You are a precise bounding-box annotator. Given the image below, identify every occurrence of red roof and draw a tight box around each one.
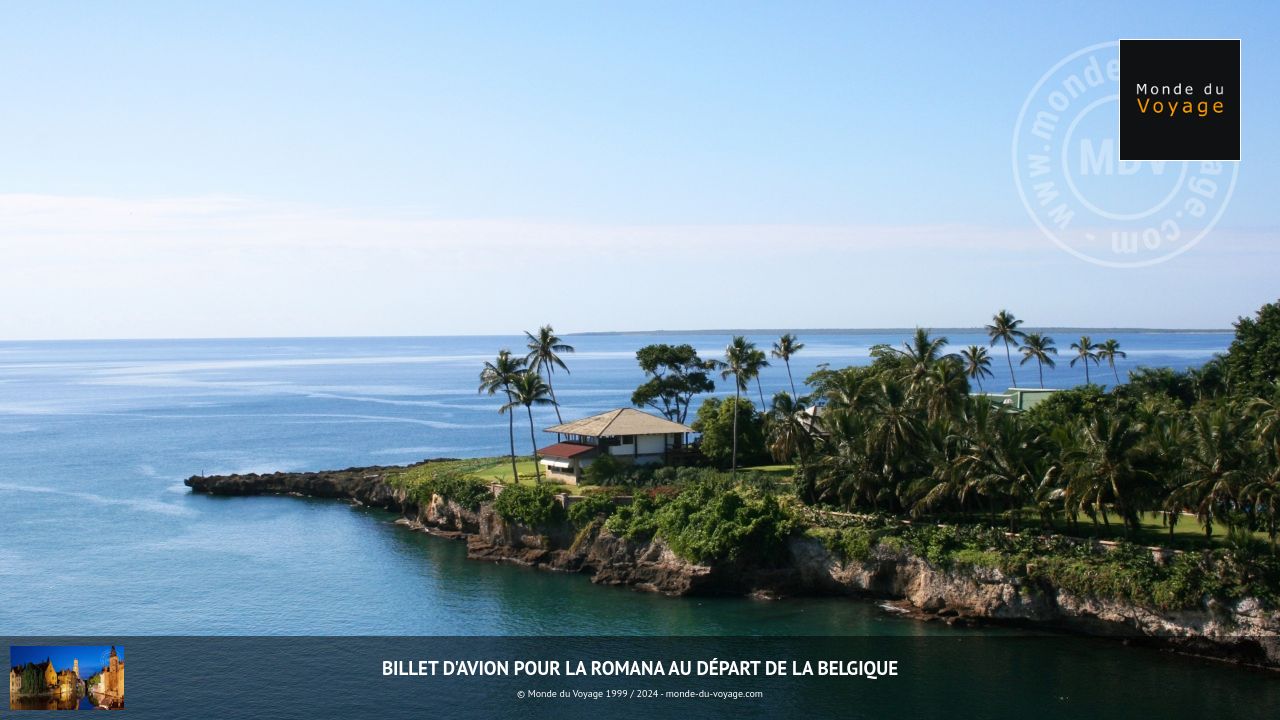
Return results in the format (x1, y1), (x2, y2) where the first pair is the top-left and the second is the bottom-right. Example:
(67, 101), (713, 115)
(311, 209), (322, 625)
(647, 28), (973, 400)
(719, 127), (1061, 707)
(537, 442), (598, 459)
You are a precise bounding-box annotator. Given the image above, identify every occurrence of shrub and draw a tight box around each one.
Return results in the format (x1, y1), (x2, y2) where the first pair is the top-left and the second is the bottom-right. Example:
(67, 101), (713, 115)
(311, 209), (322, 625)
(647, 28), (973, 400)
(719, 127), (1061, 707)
(604, 492), (667, 540)
(493, 484), (564, 528)
(392, 462), (491, 510)
(691, 396), (768, 468)
(653, 481), (796, 565)
(567, 495), (616, 525)
(583, 453), (625, 485)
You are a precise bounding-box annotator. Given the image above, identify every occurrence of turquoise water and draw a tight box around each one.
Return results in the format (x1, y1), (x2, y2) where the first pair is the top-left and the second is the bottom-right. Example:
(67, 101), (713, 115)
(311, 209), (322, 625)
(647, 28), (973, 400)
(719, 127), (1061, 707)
(6, 331), (1279, 715)
(0, 331), (1232, 635)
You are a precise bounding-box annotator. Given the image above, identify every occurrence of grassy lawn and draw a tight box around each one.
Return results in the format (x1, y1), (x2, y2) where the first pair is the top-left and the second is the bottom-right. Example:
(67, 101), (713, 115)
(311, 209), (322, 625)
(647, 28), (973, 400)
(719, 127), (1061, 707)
(465, 457), (539, 483)
(998, 509), (1272, 549)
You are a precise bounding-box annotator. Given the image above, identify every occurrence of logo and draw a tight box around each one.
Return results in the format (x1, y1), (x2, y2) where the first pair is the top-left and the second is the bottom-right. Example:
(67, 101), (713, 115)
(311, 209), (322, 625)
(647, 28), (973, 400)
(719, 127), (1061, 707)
(1012, 41), (1238, 268)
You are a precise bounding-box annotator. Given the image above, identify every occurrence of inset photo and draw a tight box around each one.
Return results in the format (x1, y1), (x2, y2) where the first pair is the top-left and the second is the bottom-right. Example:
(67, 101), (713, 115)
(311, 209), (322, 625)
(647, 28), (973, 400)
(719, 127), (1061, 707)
(9, 645), (124, 711)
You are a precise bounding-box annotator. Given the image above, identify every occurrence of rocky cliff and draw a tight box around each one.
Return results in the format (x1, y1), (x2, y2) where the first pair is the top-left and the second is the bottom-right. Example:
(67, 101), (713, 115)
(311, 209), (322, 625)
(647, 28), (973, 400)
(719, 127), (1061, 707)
(185, 465), (1280, 669)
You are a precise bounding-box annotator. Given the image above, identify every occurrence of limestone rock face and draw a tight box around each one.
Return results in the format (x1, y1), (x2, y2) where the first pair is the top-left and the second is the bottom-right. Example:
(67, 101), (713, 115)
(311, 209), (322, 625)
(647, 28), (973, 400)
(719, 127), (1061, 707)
(186, 465), (1280, 669)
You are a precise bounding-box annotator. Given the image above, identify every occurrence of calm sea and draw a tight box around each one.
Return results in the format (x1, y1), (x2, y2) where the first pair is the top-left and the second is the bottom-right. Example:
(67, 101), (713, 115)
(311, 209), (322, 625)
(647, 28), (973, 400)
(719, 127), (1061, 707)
(0, 330), (1232, 635)
(4, 331), (1276, 716)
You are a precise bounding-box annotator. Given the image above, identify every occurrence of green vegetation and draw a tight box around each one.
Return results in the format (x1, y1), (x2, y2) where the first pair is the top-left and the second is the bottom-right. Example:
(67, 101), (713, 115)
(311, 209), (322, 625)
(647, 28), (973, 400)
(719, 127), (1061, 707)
(808, 514), (1280, 611)
(388, 459), (494, 510)
(603, 477), (794, 564)
(566, 494), (617, 525)
(455, 303), (1280, 612)
(630, 343), (717, 424)
(692, 396), (767, 468)
(493, 484), (565, 527)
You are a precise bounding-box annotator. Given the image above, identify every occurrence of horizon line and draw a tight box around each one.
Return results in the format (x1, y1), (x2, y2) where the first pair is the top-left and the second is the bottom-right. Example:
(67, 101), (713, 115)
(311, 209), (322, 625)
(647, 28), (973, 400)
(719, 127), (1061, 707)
(0, 326), (1234, 343)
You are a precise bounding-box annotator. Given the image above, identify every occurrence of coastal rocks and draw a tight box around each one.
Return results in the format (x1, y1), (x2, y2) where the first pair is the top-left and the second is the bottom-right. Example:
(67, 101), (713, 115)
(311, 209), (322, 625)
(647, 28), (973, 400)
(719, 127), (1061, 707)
(185, 464), (1280, 669)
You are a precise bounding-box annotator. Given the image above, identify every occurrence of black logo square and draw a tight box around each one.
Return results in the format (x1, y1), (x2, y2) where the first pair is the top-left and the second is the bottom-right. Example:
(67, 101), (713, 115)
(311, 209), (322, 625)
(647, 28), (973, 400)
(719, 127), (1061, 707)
(1119, 39), (1240, 161)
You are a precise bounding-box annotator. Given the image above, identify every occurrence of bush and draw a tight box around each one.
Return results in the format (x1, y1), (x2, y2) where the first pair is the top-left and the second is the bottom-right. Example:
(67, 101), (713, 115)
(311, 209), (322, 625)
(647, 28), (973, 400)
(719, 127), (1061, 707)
(653, 481), (795, 565)
(392, 462), (491, 510)
(604, 492), (667, 540)
(583, 453), (625, 485)
(691, 396), (768, 468)
(493, 484), (564, 528)
(567, 495), (616, 525)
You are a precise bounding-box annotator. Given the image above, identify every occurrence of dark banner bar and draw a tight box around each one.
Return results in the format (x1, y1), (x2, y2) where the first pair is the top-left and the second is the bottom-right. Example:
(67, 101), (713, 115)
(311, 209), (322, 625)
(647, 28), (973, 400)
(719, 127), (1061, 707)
(5, 636), (1278, 719)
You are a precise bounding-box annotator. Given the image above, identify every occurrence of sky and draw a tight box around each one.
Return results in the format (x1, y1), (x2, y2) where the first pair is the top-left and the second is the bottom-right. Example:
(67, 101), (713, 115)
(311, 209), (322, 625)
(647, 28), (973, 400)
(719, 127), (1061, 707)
(10, 645), (123, 676)
(0, 1), (1276, 339)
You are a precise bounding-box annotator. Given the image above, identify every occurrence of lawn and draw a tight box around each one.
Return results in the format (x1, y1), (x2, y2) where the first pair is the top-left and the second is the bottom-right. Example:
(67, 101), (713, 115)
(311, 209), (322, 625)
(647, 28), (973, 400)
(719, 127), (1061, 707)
(466, 457), (540, 483)
(992, 508), (1273, 549)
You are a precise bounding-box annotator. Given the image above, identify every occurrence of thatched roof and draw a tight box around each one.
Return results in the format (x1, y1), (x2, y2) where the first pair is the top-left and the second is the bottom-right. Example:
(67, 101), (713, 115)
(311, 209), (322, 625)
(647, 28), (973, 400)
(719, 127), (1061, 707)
(545, 408), (692, 437)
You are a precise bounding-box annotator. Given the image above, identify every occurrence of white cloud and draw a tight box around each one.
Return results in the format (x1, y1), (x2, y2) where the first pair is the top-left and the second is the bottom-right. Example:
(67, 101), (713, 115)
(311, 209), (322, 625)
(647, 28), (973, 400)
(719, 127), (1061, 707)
(0, 194), (1269, 339)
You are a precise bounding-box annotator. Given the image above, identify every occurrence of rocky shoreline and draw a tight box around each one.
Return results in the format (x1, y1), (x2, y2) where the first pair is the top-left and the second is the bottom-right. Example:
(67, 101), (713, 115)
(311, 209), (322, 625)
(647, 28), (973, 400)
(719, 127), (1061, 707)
(185, 462), (1280, 670)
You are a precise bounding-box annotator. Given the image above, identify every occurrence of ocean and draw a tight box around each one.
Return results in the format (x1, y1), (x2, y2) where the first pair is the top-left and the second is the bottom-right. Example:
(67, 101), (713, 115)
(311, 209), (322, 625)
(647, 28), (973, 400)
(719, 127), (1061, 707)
(5, 330), (1278, 717)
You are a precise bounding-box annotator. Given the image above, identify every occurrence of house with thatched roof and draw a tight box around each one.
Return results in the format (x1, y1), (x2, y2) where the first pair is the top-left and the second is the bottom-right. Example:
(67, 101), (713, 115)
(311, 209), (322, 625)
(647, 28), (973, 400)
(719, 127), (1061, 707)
(538, 408), (693, 483)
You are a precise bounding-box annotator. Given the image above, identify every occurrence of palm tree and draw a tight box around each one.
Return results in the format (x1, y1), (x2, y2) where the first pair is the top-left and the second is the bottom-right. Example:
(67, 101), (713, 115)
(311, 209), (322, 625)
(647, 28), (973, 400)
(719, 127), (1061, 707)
(501, 371), (556, 484)
(765, 391), (813, 464)
(479, 350), (526, 483)
(771, 333), (805, 397)
(1063, 414), (1153, 534)
(986, 310), (1026, 388)
(960, 345), (994, 392)
(524, 325), (574, 423)
(1019, 333), (1058, 388)
(747, 348), (771, 410)
(1070, 335), (1099, 385)
(720, 336), (758, 478)
(898, 328), (949, 383)
(1097, 339), (1127, 385)
(1172, 406), (1251, 538)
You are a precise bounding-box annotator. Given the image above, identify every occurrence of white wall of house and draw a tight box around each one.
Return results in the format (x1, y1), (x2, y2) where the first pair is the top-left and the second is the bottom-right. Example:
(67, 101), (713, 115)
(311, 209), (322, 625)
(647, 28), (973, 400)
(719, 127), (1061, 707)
(604, 433), (670, 458)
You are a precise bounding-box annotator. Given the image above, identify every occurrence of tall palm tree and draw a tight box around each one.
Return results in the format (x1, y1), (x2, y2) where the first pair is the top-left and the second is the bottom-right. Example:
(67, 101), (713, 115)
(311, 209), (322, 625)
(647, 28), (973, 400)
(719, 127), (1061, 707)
(720, 336), (758, 478)
(1070, 335), (1099, 385)
(1172, 407), (1251, 538)
(747, 348), (771, 410)
(501, 371), (556, 484)
(765, 391), (813, 464)
(524, 325), (574, 423)
(960, 345), (994, 392)
(896, 328), (949, 393)
(1063, 414), (1152, 534)
(479, 350), (526, 483)
(771, 333), (805, 397)
(985, 310), (1026, 388)
(1097, 339), (1127, 385)
(1019, 333), (1058, 388)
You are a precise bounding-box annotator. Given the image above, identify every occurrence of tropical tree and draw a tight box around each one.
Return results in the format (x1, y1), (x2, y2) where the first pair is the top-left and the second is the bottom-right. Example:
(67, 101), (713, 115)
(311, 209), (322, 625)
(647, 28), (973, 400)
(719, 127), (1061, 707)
(524, 325), (574, 423)
(771, 333), (805, 397)
(1172, 406), (1252, 538)
(630, 344), (715, 423)
(1070, 335), (1099, 385)
(501, 371), (556, 483)
(986, 310), (1026, 388)
(1097, 339), (1127, 386)
(896, 328), (949, 392)
(1062, 413), (1153, 534)
(960, 345), (994, 392)
(1223, 298), (1280, 397)
(748, 348), (771, 410)
(765, 391), (814, 464)
(720, 336), (759, 477)
(479, 349), (527, 482)
(1019, 332), (1058, 388)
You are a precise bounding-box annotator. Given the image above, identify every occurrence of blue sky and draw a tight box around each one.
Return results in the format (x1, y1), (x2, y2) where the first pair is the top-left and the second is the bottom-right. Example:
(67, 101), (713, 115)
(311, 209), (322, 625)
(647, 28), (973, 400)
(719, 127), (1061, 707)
(10, 645), (123, 677)
(0, 1), (1275, 338)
